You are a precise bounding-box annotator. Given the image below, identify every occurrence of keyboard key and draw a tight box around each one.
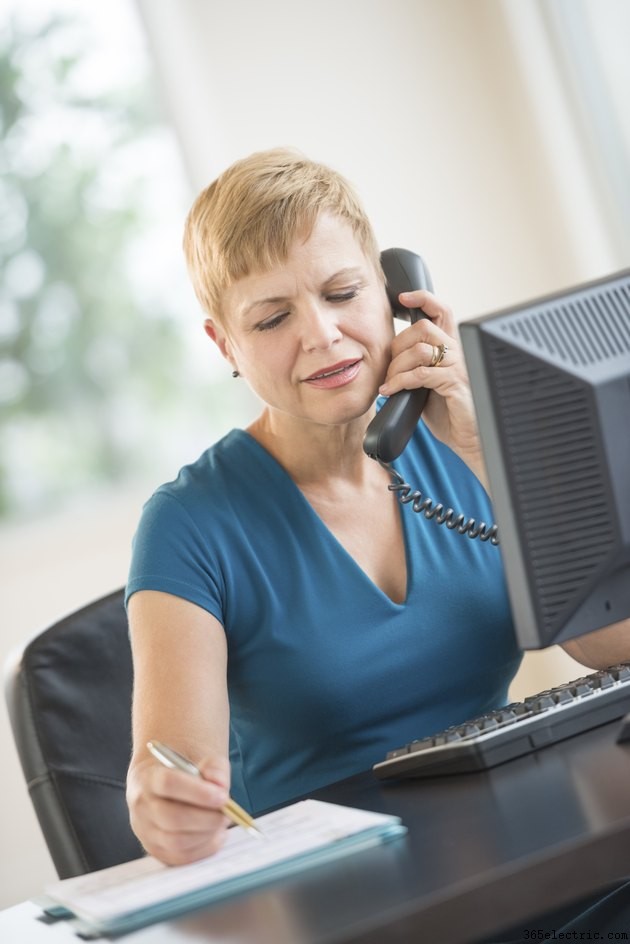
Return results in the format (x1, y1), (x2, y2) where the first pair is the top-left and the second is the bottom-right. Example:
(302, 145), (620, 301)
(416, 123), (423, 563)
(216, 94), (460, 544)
(554, 689), (574, 704)
(533, 695), (555, 711)
(386, 746), (409, 759)
(497, 709), (518, 723)
(512, 704), (531, 716)
(408, 739), (432, 754)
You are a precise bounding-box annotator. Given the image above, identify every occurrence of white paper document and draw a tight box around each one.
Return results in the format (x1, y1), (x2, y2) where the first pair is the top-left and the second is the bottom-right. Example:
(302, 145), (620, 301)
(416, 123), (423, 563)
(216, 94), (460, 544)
(42, 799), (406, 935)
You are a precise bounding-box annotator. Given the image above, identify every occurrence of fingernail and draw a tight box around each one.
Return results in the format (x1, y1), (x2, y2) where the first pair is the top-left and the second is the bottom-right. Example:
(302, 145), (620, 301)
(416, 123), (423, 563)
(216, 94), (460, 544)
(379, 383), (391, 395)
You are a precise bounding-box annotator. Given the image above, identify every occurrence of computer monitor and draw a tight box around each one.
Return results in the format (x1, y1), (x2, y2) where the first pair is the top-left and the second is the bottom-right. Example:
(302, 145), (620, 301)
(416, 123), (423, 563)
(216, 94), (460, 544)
(459, 269), (630, 650)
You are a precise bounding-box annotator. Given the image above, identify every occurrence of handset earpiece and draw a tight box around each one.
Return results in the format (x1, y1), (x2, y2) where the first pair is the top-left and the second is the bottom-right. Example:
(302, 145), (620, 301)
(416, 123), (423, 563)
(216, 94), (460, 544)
(363, 248), (434, 462)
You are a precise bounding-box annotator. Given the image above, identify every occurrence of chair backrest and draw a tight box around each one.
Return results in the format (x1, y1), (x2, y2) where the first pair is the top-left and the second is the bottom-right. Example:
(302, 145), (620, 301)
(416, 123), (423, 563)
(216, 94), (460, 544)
(4, 589), (143, 878)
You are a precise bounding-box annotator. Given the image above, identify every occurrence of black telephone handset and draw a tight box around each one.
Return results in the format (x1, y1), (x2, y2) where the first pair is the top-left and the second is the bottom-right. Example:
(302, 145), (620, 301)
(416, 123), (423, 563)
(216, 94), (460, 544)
(363, 248), (434, 462)
(363, 248), (500, 545)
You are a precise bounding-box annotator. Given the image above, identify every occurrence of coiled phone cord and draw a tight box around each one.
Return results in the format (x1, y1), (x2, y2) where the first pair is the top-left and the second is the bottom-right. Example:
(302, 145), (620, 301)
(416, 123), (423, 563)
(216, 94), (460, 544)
(379, 459), (500, 545)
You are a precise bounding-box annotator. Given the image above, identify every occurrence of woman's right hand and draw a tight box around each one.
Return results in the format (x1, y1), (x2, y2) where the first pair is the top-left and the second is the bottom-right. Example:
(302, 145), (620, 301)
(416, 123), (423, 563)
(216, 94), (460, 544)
(126, 751), (232, 865)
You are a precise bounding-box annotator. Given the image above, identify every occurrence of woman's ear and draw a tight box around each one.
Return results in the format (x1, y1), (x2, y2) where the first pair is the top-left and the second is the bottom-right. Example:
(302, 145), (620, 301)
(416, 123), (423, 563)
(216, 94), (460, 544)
(204, 319), (235, 366)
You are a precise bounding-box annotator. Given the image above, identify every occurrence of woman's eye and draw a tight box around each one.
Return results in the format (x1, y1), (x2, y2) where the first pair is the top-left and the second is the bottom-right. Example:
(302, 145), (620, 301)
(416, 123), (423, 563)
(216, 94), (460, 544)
(327, 290), (358, 303)
(256, 312), (289, 332)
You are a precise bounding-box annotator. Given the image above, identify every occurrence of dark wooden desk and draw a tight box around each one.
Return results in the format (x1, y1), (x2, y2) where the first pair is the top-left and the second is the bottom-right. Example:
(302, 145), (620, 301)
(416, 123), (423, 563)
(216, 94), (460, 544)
(5, 720), (630, 943)
(177, 719), (630, 943)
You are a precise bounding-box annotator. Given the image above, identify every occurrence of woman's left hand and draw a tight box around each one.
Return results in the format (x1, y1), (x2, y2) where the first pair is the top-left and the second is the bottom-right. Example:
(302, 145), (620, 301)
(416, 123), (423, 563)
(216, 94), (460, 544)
(379, 289), (488, 487)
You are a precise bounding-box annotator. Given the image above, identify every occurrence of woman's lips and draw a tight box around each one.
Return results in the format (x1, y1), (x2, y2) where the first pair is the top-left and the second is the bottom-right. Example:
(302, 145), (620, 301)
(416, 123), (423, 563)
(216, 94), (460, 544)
(302, 359), (362, 389)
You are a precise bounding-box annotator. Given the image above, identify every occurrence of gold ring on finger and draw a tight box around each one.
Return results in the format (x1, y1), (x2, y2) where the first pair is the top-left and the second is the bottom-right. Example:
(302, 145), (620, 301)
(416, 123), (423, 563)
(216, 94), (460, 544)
(429, 344), (440, 367)
(434, 343), (448, 367)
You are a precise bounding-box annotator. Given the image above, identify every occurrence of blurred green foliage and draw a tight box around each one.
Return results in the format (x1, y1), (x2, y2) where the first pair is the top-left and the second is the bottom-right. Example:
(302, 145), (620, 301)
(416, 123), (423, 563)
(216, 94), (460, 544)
(0, 14), (187, 518)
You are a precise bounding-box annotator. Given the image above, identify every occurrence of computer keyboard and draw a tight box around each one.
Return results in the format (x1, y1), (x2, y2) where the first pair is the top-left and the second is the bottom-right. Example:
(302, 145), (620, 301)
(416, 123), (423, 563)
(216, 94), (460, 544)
(373, 664), (630, 781)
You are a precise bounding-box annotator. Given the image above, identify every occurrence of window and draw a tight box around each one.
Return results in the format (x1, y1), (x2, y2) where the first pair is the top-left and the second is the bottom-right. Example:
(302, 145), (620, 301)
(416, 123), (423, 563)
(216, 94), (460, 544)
(0, 1), (251, 520)
(542, 0), (630, 256)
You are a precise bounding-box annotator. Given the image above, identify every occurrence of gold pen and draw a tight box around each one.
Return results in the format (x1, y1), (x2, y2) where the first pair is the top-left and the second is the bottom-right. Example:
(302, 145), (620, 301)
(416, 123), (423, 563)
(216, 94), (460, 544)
(147, 740), (264, 839)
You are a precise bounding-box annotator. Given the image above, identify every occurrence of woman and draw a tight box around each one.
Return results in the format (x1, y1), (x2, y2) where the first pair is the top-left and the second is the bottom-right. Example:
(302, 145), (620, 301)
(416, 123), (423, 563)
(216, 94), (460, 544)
(125, 148), (630, 868)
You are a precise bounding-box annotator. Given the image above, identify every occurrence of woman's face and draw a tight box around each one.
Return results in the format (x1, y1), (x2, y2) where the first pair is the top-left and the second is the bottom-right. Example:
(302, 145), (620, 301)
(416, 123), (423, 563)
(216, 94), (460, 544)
(207, 213), (394, 430)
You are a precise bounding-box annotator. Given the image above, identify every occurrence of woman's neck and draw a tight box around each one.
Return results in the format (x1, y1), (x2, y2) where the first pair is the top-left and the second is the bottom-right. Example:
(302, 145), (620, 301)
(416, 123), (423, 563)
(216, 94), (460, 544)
(246, 408), (378, 489)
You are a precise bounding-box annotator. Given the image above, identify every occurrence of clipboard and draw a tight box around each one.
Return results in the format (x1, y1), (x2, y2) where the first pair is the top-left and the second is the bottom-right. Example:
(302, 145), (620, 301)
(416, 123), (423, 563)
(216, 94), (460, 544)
(41, 799), (407, 936)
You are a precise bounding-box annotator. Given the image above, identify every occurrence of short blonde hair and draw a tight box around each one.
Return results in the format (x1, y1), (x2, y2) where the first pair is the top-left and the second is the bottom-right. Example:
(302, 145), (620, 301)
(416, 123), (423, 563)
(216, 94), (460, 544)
(183, 147), (381, 323)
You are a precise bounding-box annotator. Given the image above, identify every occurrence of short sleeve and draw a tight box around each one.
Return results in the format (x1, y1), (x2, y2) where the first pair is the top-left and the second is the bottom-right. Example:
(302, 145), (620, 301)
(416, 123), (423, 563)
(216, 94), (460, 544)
(125, 490), (225, 624)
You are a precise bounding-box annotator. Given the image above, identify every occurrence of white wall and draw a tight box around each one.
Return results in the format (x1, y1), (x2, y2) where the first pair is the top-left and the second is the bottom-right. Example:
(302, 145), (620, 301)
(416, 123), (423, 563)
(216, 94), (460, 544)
(137, 0), (626, 315)
(2, 0), (626, 910)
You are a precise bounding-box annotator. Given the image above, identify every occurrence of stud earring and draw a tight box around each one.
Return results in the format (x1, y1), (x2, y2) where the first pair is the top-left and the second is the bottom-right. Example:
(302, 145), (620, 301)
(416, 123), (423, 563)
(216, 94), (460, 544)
(232, 369), (240, 378)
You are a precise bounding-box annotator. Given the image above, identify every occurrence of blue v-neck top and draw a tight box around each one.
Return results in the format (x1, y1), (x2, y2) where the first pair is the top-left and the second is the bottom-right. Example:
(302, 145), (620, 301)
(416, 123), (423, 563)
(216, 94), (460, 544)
(126, 423), (521, 813)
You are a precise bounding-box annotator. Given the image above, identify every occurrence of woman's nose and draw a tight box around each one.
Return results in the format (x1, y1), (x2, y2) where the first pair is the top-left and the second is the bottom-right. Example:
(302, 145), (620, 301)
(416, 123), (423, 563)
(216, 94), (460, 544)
(299, 303), (343, 351)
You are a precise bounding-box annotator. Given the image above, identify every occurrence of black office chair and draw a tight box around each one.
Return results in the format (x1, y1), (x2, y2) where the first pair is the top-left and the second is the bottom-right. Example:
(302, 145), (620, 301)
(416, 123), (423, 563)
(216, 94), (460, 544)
(4, 588), (144, 878)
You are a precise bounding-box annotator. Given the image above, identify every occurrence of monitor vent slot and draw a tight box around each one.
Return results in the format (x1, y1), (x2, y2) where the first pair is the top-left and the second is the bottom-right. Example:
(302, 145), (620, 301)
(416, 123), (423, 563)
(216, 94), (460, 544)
(488, 342), (616, 634)
(498, 279), (630, 368)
